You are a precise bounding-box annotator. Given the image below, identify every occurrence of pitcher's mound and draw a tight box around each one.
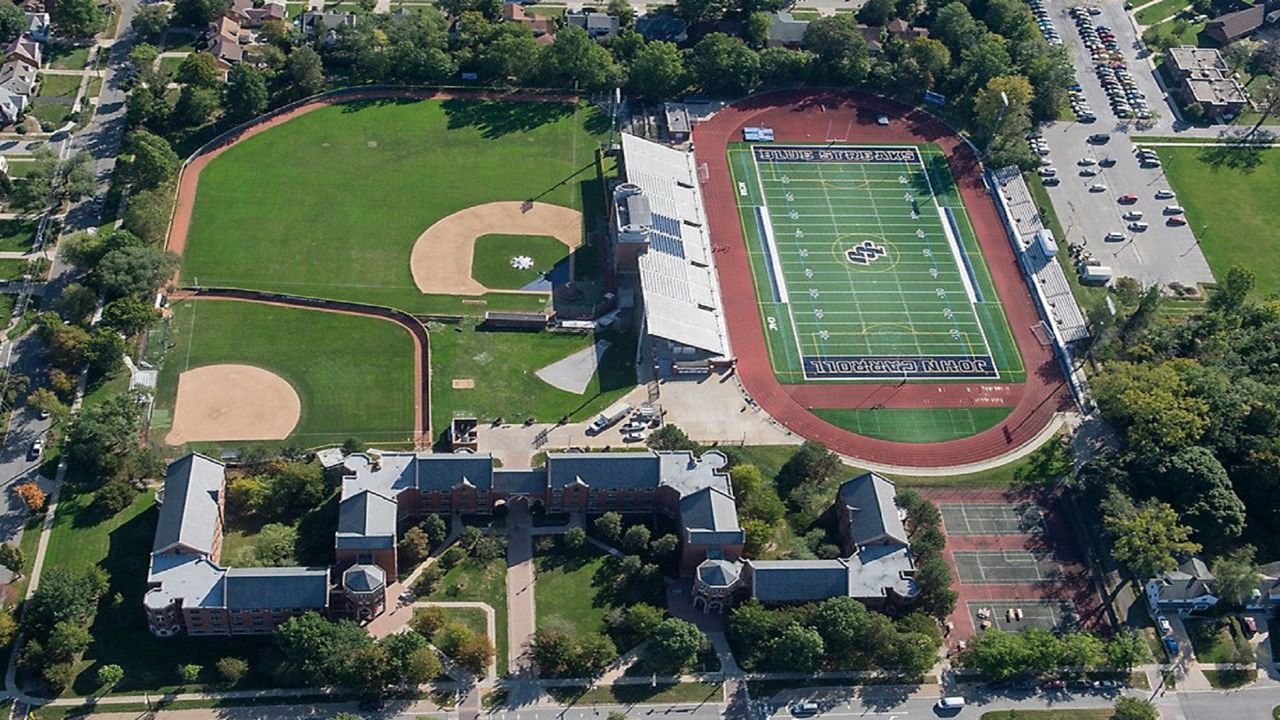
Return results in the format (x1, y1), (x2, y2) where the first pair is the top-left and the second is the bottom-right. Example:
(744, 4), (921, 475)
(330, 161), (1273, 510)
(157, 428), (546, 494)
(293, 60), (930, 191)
(166, 364), (301, 445)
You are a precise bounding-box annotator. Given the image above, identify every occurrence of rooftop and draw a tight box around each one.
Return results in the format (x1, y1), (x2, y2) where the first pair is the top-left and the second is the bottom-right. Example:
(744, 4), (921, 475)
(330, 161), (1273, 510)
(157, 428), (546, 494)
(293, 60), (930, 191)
(153, 453), (225, 556)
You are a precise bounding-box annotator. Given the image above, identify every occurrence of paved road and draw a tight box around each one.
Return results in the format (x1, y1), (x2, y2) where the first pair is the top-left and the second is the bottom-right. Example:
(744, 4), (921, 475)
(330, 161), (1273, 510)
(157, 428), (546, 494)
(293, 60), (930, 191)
(1037, 0), (1215, 289)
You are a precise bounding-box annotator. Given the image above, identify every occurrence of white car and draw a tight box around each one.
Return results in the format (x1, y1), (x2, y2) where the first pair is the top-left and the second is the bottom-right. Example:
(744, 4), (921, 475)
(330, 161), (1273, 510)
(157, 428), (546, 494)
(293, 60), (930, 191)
(1128, 221), (1149, 231)
(876, 115), (890, 126)
(1038, 167), (1057, 177)
(1158, 616), (1173, 635)
(1105, 231), (1125, 241)
(1089, 183), (1108, 192)
(1155, 189), (1175, 199)
(1164, 205), (1185, 215)
(1124, 210), (1144, 220)
(1078, 157), (1097, 166)
(1079, 167), (1098, 177)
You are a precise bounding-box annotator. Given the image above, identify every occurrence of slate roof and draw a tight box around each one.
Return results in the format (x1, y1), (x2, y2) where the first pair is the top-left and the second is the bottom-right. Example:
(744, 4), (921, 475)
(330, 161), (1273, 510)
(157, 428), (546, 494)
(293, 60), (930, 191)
(750, 560), (853, 603)
(679, 487), (743, 546)
(3, 37), (40, 67)
(1207, 3), (1263, 41)
(416, 453), (495, 491)
(767, 11), (808, 46)
(546, 452), (662, 490)
(838, 473), (909, 548)
(493, 469), (547, 495)
(153, 453), (225, 556)
(697, 558), (742, 587)
(224, 567), (330, 610)
(343, 563), (386, 594)
(336, 490), (397, 550)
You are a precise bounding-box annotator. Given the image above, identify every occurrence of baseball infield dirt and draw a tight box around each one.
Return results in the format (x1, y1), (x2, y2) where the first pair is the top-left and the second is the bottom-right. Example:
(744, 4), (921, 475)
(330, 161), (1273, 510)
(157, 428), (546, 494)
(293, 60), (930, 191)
(166, 364), (302, 445)
(410, 201), (582, 296)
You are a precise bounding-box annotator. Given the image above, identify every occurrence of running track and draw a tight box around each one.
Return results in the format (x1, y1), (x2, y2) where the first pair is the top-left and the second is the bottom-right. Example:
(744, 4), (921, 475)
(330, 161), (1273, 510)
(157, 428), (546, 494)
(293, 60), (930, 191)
(693, 90), (1074, 467)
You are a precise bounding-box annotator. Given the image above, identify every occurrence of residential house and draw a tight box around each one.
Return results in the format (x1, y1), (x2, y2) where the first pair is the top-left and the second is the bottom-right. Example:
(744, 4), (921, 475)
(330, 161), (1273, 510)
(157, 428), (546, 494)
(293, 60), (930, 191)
(634, 13), (687, 43)
(3, 36), (41, 68)
(24, 12), (50, 42)
(1206, 3), (1263, 43)
(566, 10), (619, 40)
(206, 15), (245, 68)
(885, 17), (929, 42)
(298, 10), (358, 41)
(0, 54), (37, 124)
(1146, 557), (1219, 615)
(859, 25), (884, 56)
(230, 0), (287, 27)
(502, 3), (556, 43)
(766, 11), (808, 49)
(1163, 46), (1249, 120)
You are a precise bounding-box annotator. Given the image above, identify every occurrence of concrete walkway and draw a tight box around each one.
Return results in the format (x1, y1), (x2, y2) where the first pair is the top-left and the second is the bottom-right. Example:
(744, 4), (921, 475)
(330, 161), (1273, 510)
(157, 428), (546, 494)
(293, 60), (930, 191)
(506, 501), (536, 677)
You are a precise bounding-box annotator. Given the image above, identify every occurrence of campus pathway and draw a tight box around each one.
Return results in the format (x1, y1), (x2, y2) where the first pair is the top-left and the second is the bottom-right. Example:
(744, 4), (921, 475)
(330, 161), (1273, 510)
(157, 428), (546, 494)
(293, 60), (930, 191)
(506, 501), (537, 677)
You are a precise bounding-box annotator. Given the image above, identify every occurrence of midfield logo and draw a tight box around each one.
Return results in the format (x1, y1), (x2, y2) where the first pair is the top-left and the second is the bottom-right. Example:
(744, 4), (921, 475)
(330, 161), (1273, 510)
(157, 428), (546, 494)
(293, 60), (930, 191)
(846, 240), (887, 266)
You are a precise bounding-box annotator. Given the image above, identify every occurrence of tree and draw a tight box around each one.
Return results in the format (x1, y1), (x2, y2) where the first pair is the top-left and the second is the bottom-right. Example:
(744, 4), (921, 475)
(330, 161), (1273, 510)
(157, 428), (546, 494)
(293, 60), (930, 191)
(128, 44), (161, 85)
(131, 4), (170, 42)
(216, 656), (249, 684)
(1105, 630), (1147, 672)
(1104, 500), (1201, 579)
(802, 15), (869, 84)
(276, 612), (373, 685)
(173, 0), (222, 27)
(53, 283), (99, 326)
(627, 41), (687, 101)
(174, 85), (221, 127)
(541, 25), (619, 90)
(94, 477), (139, 516)
(454, 633), (496, 675)
(96, 664), (124, 691)
(52, 0), (106, 38)
(102, 297), (161, 336)
(857, 0), (895, 26)
(380, 631), (437, 686)
(254, 523), (299, 566)
(9, 147), (58, 213)
(688, 33), (760, 96)
(647, 619), (704, 673)
(675, 0), (726, 22)
(96, 245), (175, 300)
(14, 482), (46, 512)
(767, 623), (824, 672)
(0, 610), (14, 647)
(649, 533), (679, 560)
(606, 0), (634, 26)
(622, 524), (651, 553)
(223, 64), (270, 125)
(776, 440), (841, 497)
(0, 1), (26, 42)
(594, 512), (623, 543)
(122, 184), (176, 244)
(398, 526), (431, 567)
(279, 46), (326, 102)
(808, 597), (873, 668)
(59, 150), (96, 202)
(1113, 698), (1159, 720)
(0, 543), (23, 576)
(646, 424), (699, 452)
(1058, 632), (1104, 669)
(24, 566), (108, 636)
(1159, 445), (1245, 548)
(62, 392), (145, 479)
(1093, 361), (1210, 455)
(410, 606), (447, 636)
(123, 130), (180, 191)
(564, 526), (586, 550)
(745, 10), (771, 49)
(1211, 546), (1261, 607)
(974, 75), (1035, 167)
(264, 462), (326, 519)
(741, 518), (771, 557)
(759, 47), (814, 87)
(913, 556), (957, 619)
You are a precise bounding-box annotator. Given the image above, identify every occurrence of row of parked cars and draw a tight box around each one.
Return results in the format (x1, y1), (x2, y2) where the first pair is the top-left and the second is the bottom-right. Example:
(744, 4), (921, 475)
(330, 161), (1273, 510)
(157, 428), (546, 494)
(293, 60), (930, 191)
(1070, 6), (1154, 121)
(1028, 0), (1063, 45)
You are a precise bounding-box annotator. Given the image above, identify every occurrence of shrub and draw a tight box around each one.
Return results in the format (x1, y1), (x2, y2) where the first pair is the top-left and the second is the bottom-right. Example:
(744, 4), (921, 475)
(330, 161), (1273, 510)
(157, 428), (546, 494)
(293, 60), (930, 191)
(216, 656), (249, 684)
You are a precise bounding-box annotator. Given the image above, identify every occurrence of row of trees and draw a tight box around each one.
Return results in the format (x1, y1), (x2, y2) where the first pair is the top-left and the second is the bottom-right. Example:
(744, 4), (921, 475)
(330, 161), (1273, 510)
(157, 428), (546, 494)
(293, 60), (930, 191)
(275, 612), (443, 696)
(727, 596), (942, 674)
(958, 627), (1148, 680)
(18, 566), (109, 691)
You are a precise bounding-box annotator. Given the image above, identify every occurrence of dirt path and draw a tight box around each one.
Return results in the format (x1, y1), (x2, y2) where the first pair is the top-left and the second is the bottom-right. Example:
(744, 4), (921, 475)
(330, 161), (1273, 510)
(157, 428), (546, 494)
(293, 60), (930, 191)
(410, 201), (582, 296)
(165, 364), (301, 445)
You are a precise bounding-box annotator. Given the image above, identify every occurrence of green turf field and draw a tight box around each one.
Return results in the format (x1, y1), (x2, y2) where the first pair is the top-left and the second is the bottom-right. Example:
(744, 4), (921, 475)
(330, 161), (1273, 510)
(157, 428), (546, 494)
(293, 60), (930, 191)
(153, 299), (417, 449)
(471, 233), (570, 290)
(182, 98), (606, 311)
(729, 144), (1022, 384)
(811, 406), (1013, 443)
(1155, 145), (1280, 296)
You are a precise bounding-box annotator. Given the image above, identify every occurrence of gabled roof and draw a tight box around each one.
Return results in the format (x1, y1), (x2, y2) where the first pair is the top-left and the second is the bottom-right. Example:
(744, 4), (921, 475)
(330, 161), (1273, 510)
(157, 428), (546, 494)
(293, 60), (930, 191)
(417, 453), (495, 491)
(153, 453), (225, 556)
(750, 559), (852, 603)
(546, 451), (661, 490)
(3, 37), (40, 67)
(679, 486), (743, 546)
(336, 490), (397, 550)
(208, 35), (243, 63)
(1207, 3), (1263, 40)
(767, 11), (808, 46)
(838, 472), (908, 548)
(493, 469), (547, 495)
(224, 567), (330, 610)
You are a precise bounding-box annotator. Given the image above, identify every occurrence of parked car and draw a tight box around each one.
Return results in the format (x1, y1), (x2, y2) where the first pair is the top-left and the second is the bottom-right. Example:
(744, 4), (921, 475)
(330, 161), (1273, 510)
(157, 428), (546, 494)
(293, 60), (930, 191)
(791, 702), (819, 717)
(1157, 616), (1173, 635)
(28, 439), (42, 461)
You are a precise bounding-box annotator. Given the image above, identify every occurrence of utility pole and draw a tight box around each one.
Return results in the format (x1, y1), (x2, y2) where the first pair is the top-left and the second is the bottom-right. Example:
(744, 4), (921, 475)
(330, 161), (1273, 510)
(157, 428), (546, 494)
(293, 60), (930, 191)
(983, 91), (1011, 163)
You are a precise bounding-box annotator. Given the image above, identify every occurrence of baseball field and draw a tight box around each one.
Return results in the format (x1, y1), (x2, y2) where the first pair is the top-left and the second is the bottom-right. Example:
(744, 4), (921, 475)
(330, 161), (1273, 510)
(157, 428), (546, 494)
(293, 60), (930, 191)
(160, 95), (634, 449)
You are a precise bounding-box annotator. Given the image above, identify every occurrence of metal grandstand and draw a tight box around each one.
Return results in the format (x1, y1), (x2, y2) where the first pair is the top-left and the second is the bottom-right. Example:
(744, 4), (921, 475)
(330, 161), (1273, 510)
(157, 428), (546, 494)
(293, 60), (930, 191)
(619, 133), (731, 367)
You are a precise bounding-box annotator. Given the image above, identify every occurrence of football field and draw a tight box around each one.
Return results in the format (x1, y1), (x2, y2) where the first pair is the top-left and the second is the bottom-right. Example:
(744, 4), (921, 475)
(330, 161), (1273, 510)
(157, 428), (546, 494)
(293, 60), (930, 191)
(729, 143), (1022, 383)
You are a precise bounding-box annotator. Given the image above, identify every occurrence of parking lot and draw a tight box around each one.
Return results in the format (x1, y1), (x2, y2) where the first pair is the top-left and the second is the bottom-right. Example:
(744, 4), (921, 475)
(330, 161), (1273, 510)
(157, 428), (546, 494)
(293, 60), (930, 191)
(1032, 0), (1217, 289)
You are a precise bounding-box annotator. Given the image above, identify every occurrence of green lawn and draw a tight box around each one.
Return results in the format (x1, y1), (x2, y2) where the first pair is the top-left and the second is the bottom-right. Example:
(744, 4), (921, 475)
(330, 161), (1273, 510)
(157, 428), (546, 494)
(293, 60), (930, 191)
(425, 556), (509, 676)
(153, 299), (417, 449)
(181, 98), (607, 313)
(158, 55), (185, 82)
(548, 682), (724, 706)
(428, 321), (635, 432)
(1186, 617), (1247, 664)
(27, 101), (72, 127)
(1156, 145), (1280, 295)
(523, 5), (566, 17)
(1203, 668), (1256, 688)
(160, 31), (198, 53)
(1135, 0), (1189, 26)
(810, 407), (1013, 443)
(533, 544), (614, 637)
(436, 605), (489, 641)
(37, 73), (83, 99)
(0, 218), (37, 252)
(0, 259), (29, 281)
(46, 44), (91, 70)
(470, 234), (571, 291)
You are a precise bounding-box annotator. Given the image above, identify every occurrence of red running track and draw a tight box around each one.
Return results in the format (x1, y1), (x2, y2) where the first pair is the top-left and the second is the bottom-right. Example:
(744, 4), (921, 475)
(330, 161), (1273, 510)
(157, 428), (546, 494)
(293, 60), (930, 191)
(693, 90), (1074, 468)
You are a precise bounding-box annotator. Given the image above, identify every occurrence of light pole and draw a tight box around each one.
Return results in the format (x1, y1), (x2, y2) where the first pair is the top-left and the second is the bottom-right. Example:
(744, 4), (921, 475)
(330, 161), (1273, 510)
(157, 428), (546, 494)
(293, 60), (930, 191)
(983, 91), (1011, 163)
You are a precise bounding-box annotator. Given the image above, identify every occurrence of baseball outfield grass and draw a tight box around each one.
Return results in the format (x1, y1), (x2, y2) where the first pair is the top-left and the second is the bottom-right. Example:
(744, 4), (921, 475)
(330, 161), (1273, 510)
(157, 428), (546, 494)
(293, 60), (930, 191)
(181, 98), (607, 311)
(153, 299), (417, 449)
(1155, 144), (1280, 296)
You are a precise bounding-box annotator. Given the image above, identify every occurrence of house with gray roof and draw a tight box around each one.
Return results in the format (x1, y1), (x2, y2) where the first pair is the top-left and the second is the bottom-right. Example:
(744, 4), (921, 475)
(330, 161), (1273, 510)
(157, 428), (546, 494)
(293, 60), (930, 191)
(1146, 556), (1219, 614)
(766, 11), (808, 48)
(567, 10), (619, 40)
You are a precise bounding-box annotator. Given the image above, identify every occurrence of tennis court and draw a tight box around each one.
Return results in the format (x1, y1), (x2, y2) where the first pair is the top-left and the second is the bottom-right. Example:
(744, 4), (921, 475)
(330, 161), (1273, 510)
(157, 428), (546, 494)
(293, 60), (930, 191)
(729, 143), (1022, 383)
(941, 503), (1044, 536)
(967, 600), (1078, 633)
(953, 550), (1060, 585)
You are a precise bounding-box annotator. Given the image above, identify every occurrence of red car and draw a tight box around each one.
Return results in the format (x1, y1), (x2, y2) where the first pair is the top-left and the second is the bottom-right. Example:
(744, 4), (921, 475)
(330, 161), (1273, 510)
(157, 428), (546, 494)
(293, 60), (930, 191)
(1167, 215), (1187, 226)
(1118, 194), (1138, 204)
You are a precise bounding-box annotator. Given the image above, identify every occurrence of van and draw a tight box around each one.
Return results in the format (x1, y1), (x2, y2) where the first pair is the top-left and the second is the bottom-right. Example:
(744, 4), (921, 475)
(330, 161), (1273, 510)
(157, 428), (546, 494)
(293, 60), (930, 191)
(588, 402), (633, 434)
(937, 697), (967, 709)
(790, 702), (819, 716)
(1164, 205), (1185, 215)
